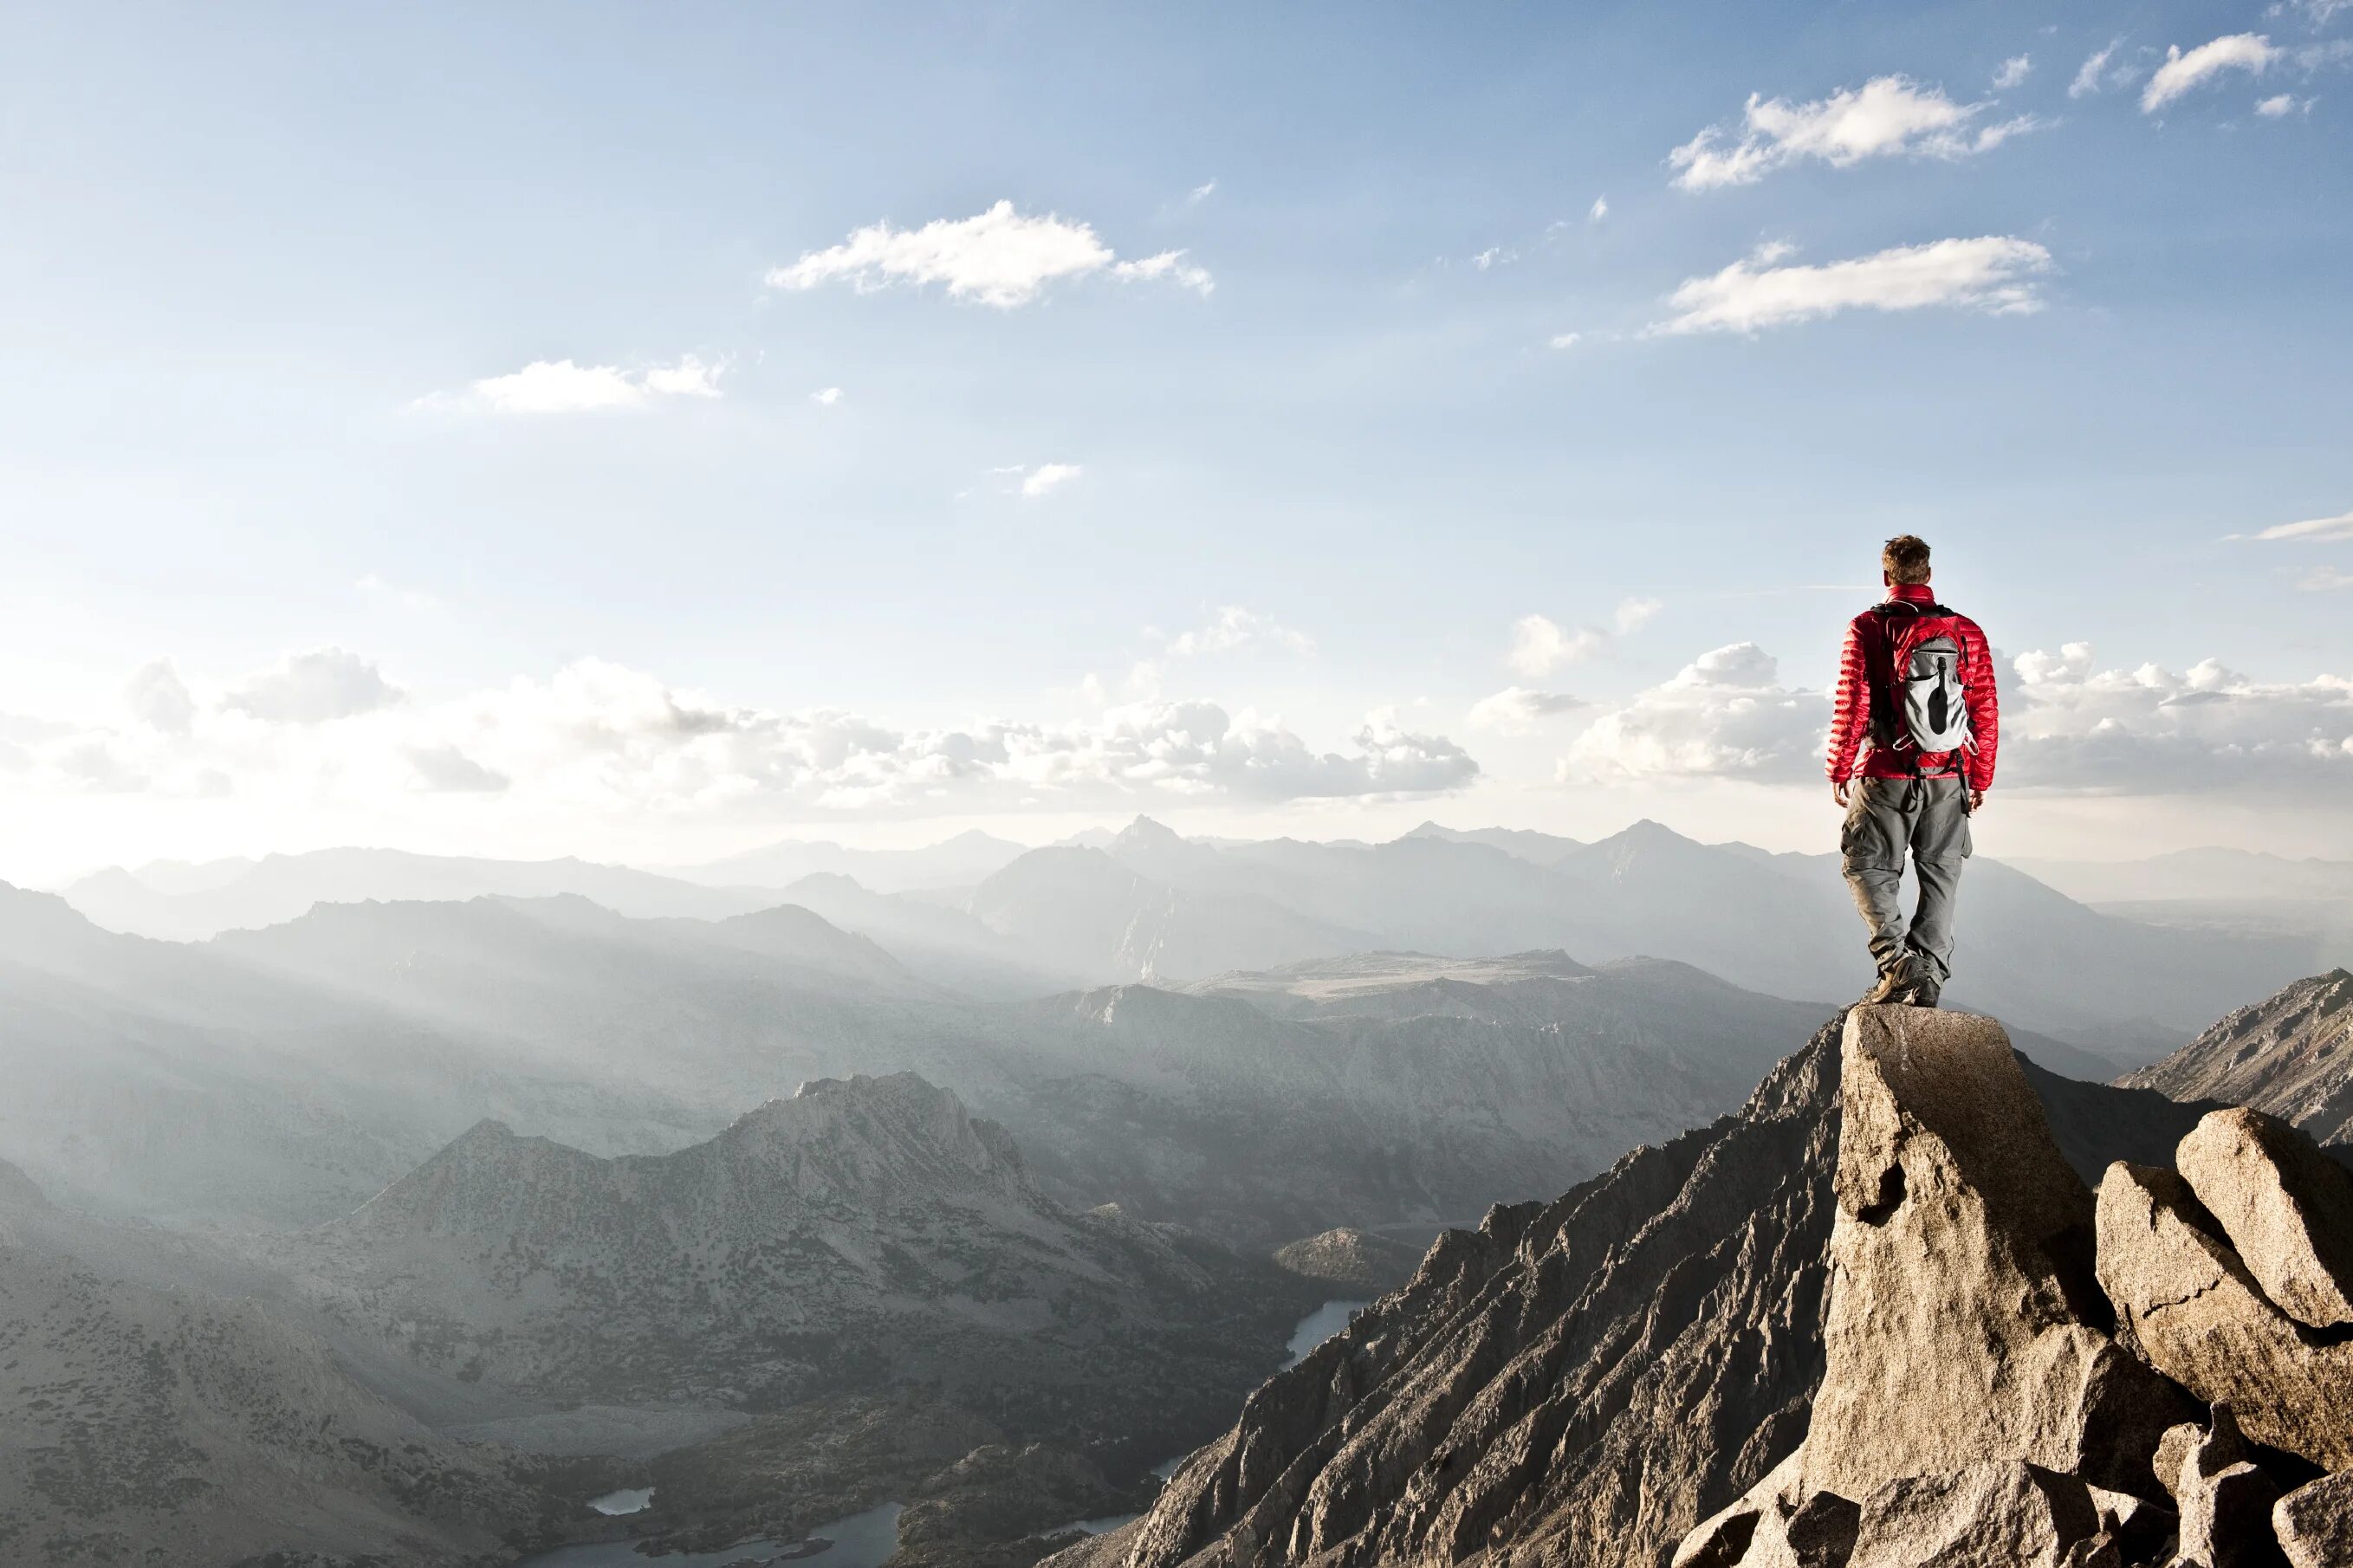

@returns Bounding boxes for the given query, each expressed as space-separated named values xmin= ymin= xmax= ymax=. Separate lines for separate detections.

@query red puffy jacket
xmin=1825 ymin=583 xmax=2000 ymax=790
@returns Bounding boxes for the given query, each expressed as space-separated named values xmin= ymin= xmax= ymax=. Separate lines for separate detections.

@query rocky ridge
xmin=1041 ymin=1006 xmax=2290 ymax=1568
xmin=2124 ymin=969 xmax=2353 ymax=1144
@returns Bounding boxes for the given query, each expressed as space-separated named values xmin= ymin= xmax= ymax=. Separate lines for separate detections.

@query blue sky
xmin=3 ymin=0 xmax=2350 ymax=882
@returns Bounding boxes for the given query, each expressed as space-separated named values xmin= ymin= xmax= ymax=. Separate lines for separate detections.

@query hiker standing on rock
xmin=1826 ymin=535 xmax=2000 ymax=1008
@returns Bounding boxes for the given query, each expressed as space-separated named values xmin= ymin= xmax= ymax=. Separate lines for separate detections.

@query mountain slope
xmin=288 ymin=1073 xmax=1315 ymax=1456
xmin=2120 ymin=969 xmax=2353 ymax=1142
xmin=0 ymin=1166 xmax=548 ymax=1568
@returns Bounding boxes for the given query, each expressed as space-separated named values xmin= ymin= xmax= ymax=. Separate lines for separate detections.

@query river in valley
xmin=513 ymin=1501 xmax=903 ymax=1568
xmin=515 ymin=1300 xmax=1365 ymax=1565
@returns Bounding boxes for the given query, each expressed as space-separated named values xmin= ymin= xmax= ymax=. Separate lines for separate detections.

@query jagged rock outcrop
xmin=1801 ymin=1009 xmax=2182 ymax=1501
xmin=2097 ymin=1161 xmax=2353 ymax=1470
xmin=1679 ymin=1010 xmax=2193 ymax=1568
xmin=2175 ymin=1108 xmax=2353 ymax=1329
xmin=2123 ymin=969 xmax=2353 ymax=1144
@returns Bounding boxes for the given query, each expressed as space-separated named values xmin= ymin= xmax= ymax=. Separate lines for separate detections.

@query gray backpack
xmin=1871 ymin=603 xmax=1972 ymax=761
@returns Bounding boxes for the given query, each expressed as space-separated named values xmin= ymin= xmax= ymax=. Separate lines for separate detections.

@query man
xmin=1825 ymin=535 xmax=2000 ymax=1008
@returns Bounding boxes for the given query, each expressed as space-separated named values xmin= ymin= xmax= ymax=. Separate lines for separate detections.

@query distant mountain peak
xmin=1114 ymin=814 xmax=1186 ymax=846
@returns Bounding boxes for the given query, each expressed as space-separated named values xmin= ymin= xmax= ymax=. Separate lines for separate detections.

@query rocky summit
xmin=1049 ymin=1004 xmax=2353 ymax=1568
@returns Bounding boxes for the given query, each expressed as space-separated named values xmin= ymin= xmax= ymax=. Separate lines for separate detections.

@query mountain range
xmin=56 ymin=820 xmax=2331 ymax=1068
xmin=279 ymin=1072 xmax=1315 ymax=1455
xmin=0 ymin=876 xmax=1856 ymax=1248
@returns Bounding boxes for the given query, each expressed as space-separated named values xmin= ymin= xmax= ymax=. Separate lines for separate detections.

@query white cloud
xmin=2255 ymin=93 xmax=2303 ymax=115
xmin=2252 ymin=509 xmax=2353 ymax=542
xmin=638 ymin=357 xmax=725 ymax=398
xmin=1127 ymin=607 xmax=1315 ymax=697
xmin=765 ymin=200 xmax=1209 ymax=308
xmin=1993 ymin=55 xmax=2033 ymax=89
xmin=419 ymin=355 xmax=724 ymax=415
xmin=221 ymin=649 xmax=403 ymax=725
xmin=1188 ymin=179 xmax=1217 ymax=204
xmin=1472 ymin=246 xmax=1512 ymax=270
xmin=1548 ymin=331 xmax=1583 ymax=350
xmin=811 ymin=386 xmax=844 ymax=405
xmin=1468 ymin=687 xmax=1591 ymax=734
xmin=2142 ymin=35 xmax=2278 ymax=112
xmin=1161 ymin=606 xmax=1315 ymax=661
xmin=1589 ymin=196 xmax=1609 ymax=222
xmin=125 ymin=660 xmax=194 ymax=735
xmin=1613 ymin=596 xmax=1664 ymax=634
xmin=2300 ymin=567 xmax=2353 ymax=593
xmin=1020 ymin=463 xmax=1083 ymax=499
xmin=405 ymin=743 xmax=510 ymax=794
xmin=2004 ymin=643 xmax=2353 ymax=791
xmin=1565 ymin=644 xmax=1827 ymax=781
xmin=1669 ymin=76 xmax=2044 ymax=190
xmin=2071 ymin=41 xmax=2124 ymax=98
xmin=1650 ymin=236 xmax=2054 ymax=336
xmin=1110 ymin=249 xmax=1215 ymax=295
xmin=1507 ymin=615 xmax=1607 ymax=677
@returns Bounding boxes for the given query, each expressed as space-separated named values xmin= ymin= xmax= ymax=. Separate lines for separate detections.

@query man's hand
xmin=1967 ymin=788 xmax=1986 ymax=814
xmin=1833 ymin=780 xmax=1851 ymax=808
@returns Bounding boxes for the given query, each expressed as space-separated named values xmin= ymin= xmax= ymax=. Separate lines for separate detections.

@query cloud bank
xmin=3 ymin=653 xmax=1476 ymax=820
xmin=1556 ymin=639 xmax=2353 ymax=795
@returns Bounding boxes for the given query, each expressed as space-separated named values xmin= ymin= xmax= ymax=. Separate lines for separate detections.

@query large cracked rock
xmin=1847 ymin=1461 xmax=2099 ymax=1568
xmin=2096 ymin=1162 xmax=2353 ymax=1470
xmin=1802 ymin=1008 xmax=2187 ymax=1502
xmin=2175 ymin=1108 xmax=2353 ymax=1332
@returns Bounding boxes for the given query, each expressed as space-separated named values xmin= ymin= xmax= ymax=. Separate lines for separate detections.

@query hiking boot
xmin=1857 ymin=959 xmax=1915 ymax=1007
xmin=1902 ymin=975 xmax=1942 ymax=1008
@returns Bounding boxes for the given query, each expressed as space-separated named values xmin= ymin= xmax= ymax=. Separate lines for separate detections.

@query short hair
xmin=1882 ymin=535 xmax=1932 ymax=585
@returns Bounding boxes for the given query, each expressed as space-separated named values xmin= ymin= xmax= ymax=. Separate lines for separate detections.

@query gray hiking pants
xmin=1841 ymin=775 xmax=1973 ymax=982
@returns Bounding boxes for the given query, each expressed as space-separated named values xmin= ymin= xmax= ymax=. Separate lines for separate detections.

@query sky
xmin=2 ymin=0 xmax=2350 ymax=884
